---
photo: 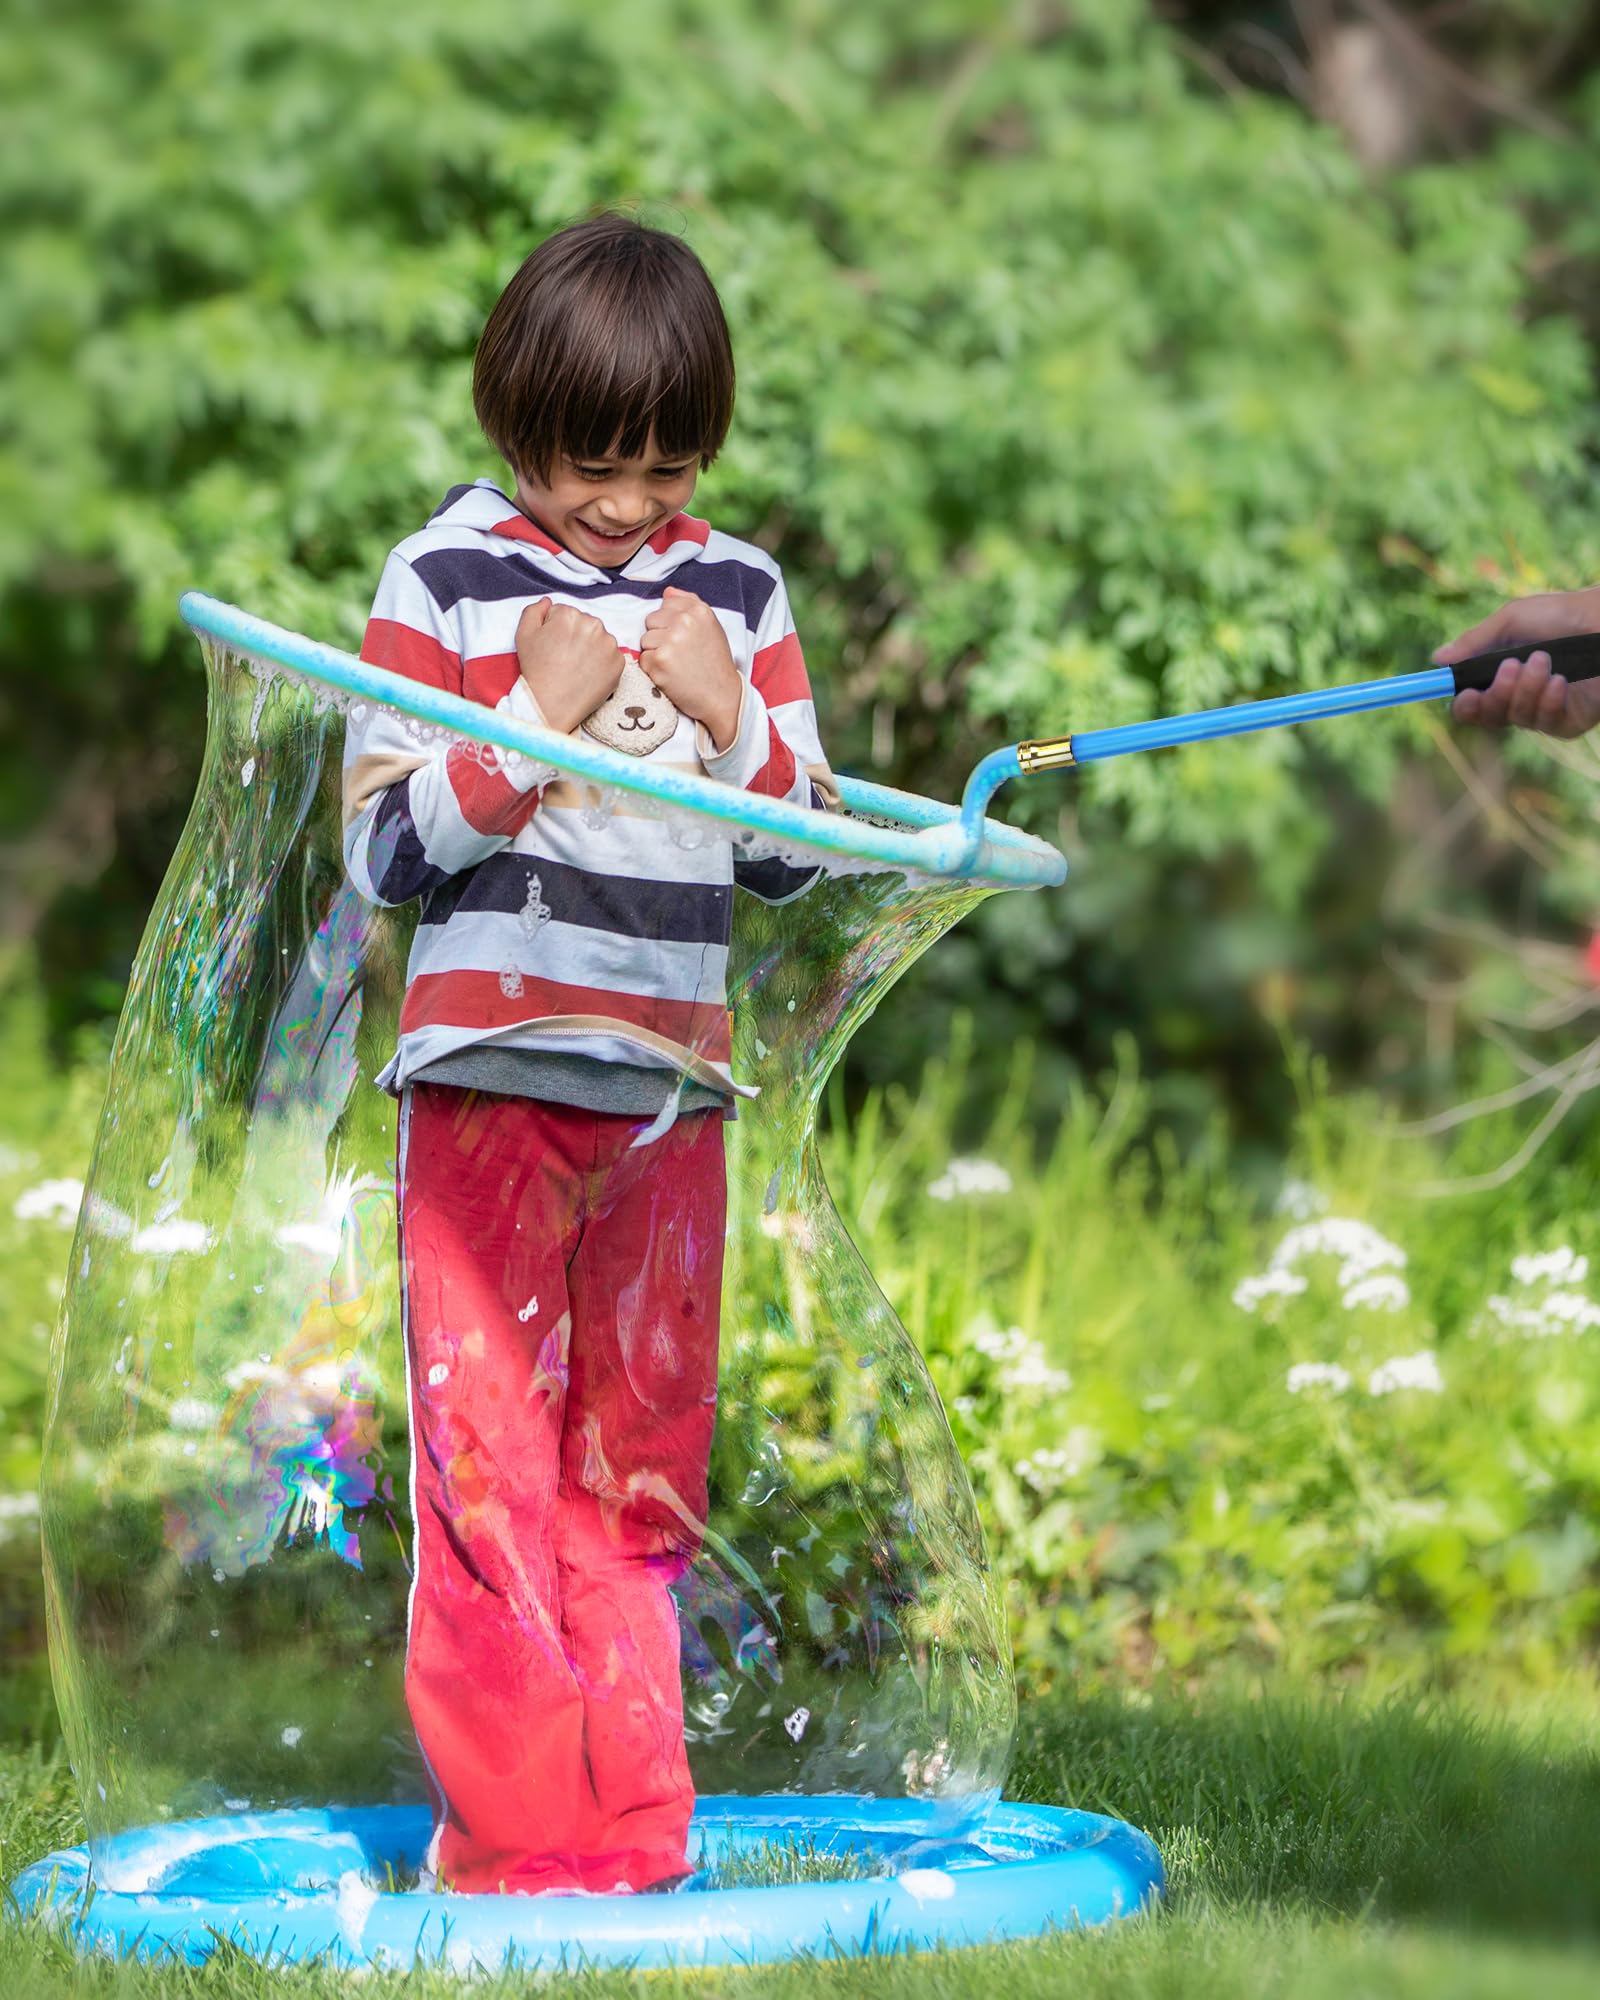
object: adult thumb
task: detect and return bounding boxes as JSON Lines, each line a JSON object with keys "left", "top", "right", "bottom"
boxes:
{"left": 1433, "top": 608, "right": 1506, "bottom": 666}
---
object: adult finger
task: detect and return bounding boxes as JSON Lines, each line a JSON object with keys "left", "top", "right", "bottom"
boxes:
{"left": 1472, "top": 658, "right": 1519, "bottom": 729}
{"left": 1536, "top": 671, "right": 1571, "bottom": 736}
{"left": 1506, "top": 651, "right": 1552, "bottom": 730}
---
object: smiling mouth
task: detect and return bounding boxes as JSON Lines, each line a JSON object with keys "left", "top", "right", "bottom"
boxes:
{"left": 580, "top": 520, "right": 652, "bottom": 543}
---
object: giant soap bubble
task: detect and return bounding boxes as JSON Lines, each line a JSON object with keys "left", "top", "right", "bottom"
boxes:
{"left": 21, "top": 597, "right": 1163, "bottom": 1967}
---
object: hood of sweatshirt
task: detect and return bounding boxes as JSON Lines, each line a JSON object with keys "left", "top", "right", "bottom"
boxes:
{"left": 428, "top": 478, "right": 713, "bottom": 588}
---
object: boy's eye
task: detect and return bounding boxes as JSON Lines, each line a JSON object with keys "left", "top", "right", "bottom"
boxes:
{"left": 571, "top": 462, "right": 688, "bottom": 481}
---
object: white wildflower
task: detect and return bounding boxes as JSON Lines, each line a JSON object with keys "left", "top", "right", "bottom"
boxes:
{"left": 1001, "top": 1347, "right": 1072, "bottom": 1395}
{"left": 0, "top": 1142, "right": 40, "bottom": 1175}
{"left": 971, "top": 1324, "right": 1070, "bottom": 1396}
{"left": 1286, "top": 1362, "right": 1352, "bottom": 1395}
{"left": 276, "top": 1220, "right": 340, "bottom": 1257}
{"left": 275, "top": 1168, "right": 390, "bottom": 1264}
{"left": 927, "top": 1158, "right": 1013, "bottom": 1202}
{"left": 1368, "top": 1350, "right": 1444, "bottom": 1396}
{"left": 1016, "top": 1428, "right": 1097, "bottom": 1492}
{"left": 1539, "top": 1291, "right": 1600, "bottom": 1332}
{"left": 1233, "top": 1270, "right": 1309, "bottom": 1313}
{"left": 1341, "top": 1274, "right": 1411, "bottom": 1314}
{"left": 131, "top": 1218, "right": 212, "bottom": 1256}
{"left": 86, "top": 1195, "right": 134, "bottom": 1239}
{"left": 1511, "top": 1248, "right": 1589, "bottom": 1289}
{"left": 1274, "top": 1178, "right": 1328, "bottom": 1221}
{"left": 223, "top": 1359, "right": 286, "bottom": 1390}
{"left": 1484, "top": 1291, "right": 1600, "bottom": 1340}
{"left": 0, "top": 1492, "right": 41, "bottom": 1542}
{"left": 972, "top": 1324, "right": 1023, "bottom": 1359}
{"left": 169, "top": 1398, "right": 220, "bottom": 1431}
{"left": 13, "top": 1179, "right": 84, "bottom": 1227}
{"left": 1271, "top": 1217, "right": 1407, "bottom": 1290}
{"left": 1480, "top": 1242, "right": 1600, "bottom": 1340}
{"left": 280, "top": 1726, "right": 303, "bottom": 1749}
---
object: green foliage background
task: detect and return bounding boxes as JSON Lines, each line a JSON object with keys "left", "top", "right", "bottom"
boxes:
{"left": 6, "top": 0, "right": 1600, "bottom": 1134}
{"left": 2, "top": 0, "right": 1599, "bottom": 1758}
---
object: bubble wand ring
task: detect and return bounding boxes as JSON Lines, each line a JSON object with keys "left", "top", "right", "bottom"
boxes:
{"left": 177, "top": 592, "right": 1067, "bottom": 890}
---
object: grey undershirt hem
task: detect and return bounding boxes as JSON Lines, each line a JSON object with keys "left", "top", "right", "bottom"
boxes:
{"left": 412, "top": 1046, "right": 733, "bottom": 1118}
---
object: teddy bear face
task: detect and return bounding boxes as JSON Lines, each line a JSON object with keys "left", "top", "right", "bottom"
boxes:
{"left": 580, "top": 657, "right": 681, "bottom": 757}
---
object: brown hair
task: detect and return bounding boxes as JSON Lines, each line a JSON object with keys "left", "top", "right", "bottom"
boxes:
{"left": 473, "top": 214, "right": 736, "bottom": 481}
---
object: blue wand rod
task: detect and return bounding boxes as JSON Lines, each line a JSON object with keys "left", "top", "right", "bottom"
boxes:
{"left": 959, "top": 632, "right": 1600, "bottom": 840}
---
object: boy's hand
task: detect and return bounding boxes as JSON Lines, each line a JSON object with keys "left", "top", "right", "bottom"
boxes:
{"left": 515, "top": 600, "right": 625, "bottom": 735}
{"left": 1435, "top": 587, "right": 1600, "bottom": 739}
{"left": 640, "top": 589, "right": 743, "bottom": 752}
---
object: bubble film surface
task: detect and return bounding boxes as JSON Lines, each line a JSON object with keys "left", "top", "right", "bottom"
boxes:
{"left": 42, "top": 641, "right": 1027, "bottom": 1879}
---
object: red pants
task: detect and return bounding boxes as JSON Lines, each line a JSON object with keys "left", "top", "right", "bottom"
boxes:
{"left": 396, "top": 1084, "right": 725, "bottom": 1893}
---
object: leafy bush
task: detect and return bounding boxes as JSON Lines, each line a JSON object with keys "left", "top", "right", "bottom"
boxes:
{"left": 5, "top": 0, "right": 1600, "bottom": 1124}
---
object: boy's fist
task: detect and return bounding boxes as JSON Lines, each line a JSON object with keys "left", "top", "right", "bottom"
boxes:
{"left": 1436, "top": 587, "right": 1600, "bottom": 740}
{"left": 640, "top": 588, "right": 743, "bottom": 753}
{"left": 515, "top": 599, "right": 625, "bottom": 736}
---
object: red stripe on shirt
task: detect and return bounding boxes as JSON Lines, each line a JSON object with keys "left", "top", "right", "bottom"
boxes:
{"left": 400, "top": 969, "right": 732, "bottom": 1063}
{"left": 462, "top": 652, "right": 520, "bottom": 707}
{"left": 647, "top": 513, "right": 711, "bottom": 555}
{"left": 751, "top": 631, "right": 810, "bottom": 709}
{"left": 745, "top": 720, "right": 798, "bottom": 800}
{"left": 445, "top": 746, "right": 544, "bottom": 838}
{"left": 361, "top": 619, "right": 461, "bottom": 695}
{"left": 489, "top": 512, "right": 567, "bottom": 557}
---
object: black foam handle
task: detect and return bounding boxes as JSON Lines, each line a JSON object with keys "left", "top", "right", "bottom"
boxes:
{"left": 1450, "top": 632, "right": 1600, "bottom": 695}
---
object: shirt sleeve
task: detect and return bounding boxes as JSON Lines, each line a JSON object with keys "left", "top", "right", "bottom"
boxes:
{"left": 342, "top": 551, "right": 553, "bottom": 908}
{"left": 697, "top": 568, "right": 838, "bottom": 812}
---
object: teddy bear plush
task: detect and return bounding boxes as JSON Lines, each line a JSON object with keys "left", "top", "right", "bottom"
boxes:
{"left": 581, "top": 657, "right": 681, "bottom": 757}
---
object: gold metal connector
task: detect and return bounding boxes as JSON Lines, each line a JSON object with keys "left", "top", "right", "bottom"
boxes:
{"left": 1016, "top": 735, "right": 1076, "bottom": 775}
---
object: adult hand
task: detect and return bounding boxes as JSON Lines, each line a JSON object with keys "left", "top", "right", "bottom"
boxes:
{"left": 1435, "top": 586, "right": 1600, "bottom": 739}
{"left": 639, "top": 588, "right": 743, "bottom": 752}
{"left": 515, "top": 600, "right": 625, "bottom": 736}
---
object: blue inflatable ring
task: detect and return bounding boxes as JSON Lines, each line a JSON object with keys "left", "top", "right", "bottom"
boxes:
{"left": 12, "top": 1794, "right": 1163, "bottom": 1969}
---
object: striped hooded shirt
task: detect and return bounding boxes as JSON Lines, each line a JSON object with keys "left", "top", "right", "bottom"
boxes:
{"left": 342, "top": 479, "right": 835, "bottom": 1100}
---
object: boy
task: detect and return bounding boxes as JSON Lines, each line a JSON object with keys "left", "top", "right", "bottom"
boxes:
{"left": 341, "top": 215, "right": 835, "bottom": 1896}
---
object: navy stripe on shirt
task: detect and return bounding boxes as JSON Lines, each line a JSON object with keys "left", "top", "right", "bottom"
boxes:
{"left": 370, "top": 779, "right": 454, "bottom": 905}
{"left": 420, "top": 850, "right": 733, "bottom": 946}
{"left": 409, "top": 545, "right": 779, "bottom": 630}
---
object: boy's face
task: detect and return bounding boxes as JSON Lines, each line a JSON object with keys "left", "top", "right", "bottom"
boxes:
{"left": 514, "top": 437, "right": 699, "bottom": 569}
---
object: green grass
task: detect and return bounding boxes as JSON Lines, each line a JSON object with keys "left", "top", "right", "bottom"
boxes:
{"left": 4, "top": 986, "right": 1600, "bottom": 1991}
{"left": 4, "top": 1676, "right": 1599, "bottom": 1996}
